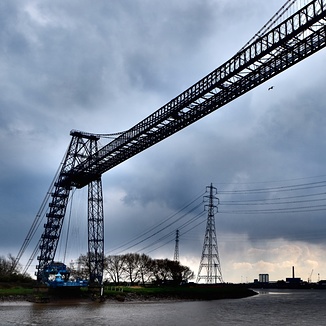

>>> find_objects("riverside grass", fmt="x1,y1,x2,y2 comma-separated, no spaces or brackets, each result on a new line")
0,283,257,301
108,284,257,301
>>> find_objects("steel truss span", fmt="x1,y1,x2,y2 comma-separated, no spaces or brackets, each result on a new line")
17,1,326,284
67,0,326,189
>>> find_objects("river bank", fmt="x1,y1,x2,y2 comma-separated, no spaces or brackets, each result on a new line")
0,284,257,303
106,285,257,302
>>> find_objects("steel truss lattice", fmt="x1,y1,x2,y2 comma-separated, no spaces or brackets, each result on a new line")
88,178,104,284
174,230,180,262
197,184,223,284
64,0,326,189
36,131,104,284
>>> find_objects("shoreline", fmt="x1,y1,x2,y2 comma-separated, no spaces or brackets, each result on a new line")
0,287,258,304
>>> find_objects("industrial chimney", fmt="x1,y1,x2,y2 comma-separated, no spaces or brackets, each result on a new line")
292,266,295,279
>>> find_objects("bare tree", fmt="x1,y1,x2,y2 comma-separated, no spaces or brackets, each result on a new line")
106,255,126,284
138,253,154,285
168,260,194,284
70,254,90,280
151,258,195,285
180,265,195,282
103,253,194,286
0,254,24,281
152,259,171,284
123,253,141,285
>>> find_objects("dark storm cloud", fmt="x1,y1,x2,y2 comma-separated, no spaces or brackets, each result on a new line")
0,0,225,254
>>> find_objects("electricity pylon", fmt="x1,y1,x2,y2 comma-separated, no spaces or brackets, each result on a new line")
196,184,223,283
174,229,180,262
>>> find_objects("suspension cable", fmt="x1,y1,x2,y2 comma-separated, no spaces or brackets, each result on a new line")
12,154,66,272
63,189,75,264
16,147,70,274
239,0,300,52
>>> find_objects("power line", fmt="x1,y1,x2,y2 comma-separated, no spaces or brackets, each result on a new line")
222,191,326,204
114,202,204,254
139,211,207,255
218,180,326,194
107,191,205,255
107,176,326,256
216,174,326,186
222,205,326,214
221,197,326,206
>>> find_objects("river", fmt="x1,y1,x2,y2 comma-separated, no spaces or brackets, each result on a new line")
1,289,326,325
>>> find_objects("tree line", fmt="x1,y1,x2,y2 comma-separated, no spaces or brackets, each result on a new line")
0,254,33,282
0,252,195,285
73,253,195,285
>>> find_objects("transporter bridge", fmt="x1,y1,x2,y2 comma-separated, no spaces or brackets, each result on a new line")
13,0,326,287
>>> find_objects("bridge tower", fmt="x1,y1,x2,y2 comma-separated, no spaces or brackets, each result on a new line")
173,229,180,262
36,130,104,285
196,184,223,284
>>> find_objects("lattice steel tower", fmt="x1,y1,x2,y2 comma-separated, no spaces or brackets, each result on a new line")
197,184,223,283
35,131,105,285
174,229,180,262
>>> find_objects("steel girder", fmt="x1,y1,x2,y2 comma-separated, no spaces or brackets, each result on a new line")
66,0,326,189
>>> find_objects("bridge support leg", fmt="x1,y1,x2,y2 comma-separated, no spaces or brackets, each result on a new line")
88,177,105,285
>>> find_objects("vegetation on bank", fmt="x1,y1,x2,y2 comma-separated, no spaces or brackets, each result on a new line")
75,253,194,286
104,284,257,301
0,283,257,301
0,286,34,297
1,252,194,286
0,254,34,283
0,253,256,301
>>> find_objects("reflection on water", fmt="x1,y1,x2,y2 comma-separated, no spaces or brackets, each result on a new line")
1,289,326,326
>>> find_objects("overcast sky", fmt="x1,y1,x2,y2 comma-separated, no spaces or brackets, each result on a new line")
1,0,326,283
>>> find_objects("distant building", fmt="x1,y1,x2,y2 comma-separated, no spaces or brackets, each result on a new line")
259,274,269,283
286,266,301,284
286,277,301,284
